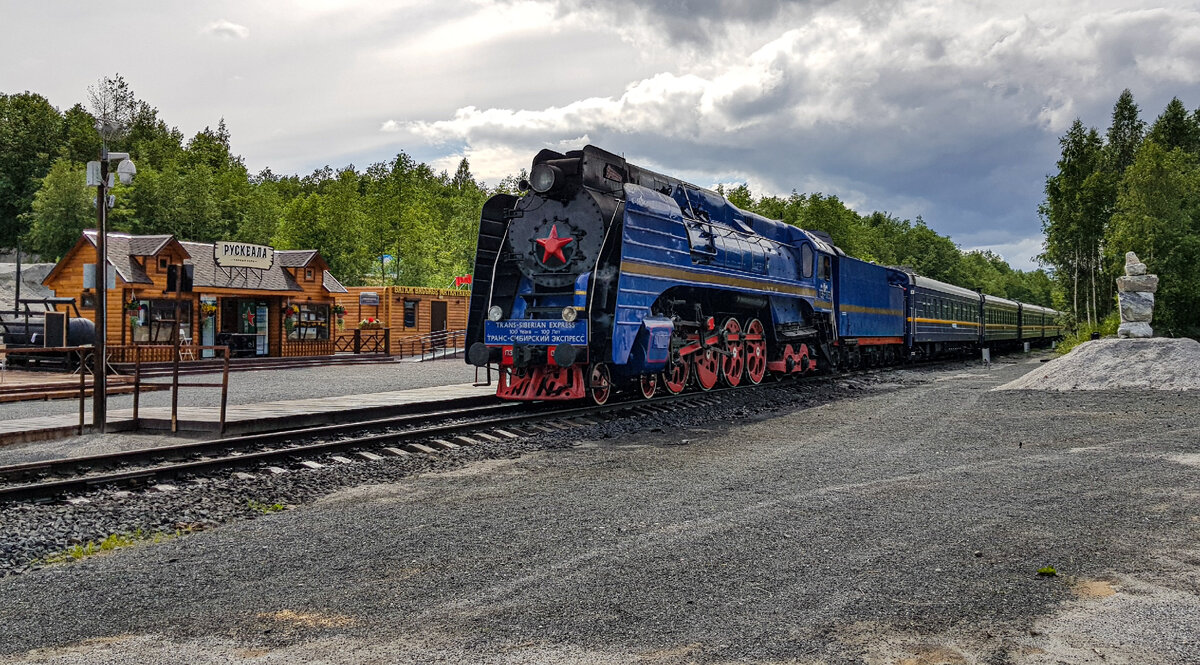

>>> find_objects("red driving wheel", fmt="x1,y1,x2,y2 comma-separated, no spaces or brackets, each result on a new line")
720,317,744,387
662,356,689,394
744,318,767,385
693,345,719,391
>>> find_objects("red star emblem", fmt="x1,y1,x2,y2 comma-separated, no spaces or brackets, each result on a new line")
535,224,574,265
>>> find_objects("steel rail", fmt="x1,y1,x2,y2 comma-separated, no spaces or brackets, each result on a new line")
0,389,733,503
0,397,516,484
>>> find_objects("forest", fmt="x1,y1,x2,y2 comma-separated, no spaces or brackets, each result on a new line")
3,76,1057,306
1041,90,1200,338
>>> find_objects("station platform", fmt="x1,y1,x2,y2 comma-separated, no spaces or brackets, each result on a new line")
0,381,497,445
0,369,160,403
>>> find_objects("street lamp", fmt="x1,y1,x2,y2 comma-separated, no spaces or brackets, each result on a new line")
88,148,135,433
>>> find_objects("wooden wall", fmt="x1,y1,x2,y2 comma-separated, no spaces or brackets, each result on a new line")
334,286,469,352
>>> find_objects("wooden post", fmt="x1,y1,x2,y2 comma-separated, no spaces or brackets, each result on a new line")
219,346,230,437
353,328,361,354
170,267,182,434
383,328,390,356
78,348,86,435
132,344,141,422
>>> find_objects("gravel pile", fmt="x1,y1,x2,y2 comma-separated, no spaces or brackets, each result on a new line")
996,337,1200,391
0,263,54,311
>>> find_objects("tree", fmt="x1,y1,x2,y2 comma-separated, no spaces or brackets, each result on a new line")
0,92,64,249
1106,141,1200,336
1105,89,1145,173
61,104,101,164
1040,119,1107,324
1147,97,1200,155
22,159,94,260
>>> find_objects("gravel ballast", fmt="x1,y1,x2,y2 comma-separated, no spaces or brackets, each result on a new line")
0,354,1197,664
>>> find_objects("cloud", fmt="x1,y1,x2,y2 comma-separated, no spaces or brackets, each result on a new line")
202,19,250,40
380,120,401,132
400,1,1200,262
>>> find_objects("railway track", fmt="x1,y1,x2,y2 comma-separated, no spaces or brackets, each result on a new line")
0,359,972,505
0,386,743,504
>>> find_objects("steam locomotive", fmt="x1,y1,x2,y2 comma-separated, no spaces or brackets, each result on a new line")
465,145,1062,404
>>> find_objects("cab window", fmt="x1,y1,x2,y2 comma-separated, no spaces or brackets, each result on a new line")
801,244,814,278
818,255,831,281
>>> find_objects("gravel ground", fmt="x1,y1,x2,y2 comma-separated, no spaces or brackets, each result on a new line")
0,357,480,422
0,353,1197,664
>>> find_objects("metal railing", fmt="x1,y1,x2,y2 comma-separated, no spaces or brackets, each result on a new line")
128,344,232,435
334,328,391,355
0,346,91,435
396,329,466,360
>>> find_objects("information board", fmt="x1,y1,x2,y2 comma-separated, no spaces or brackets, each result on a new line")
484,320,588,346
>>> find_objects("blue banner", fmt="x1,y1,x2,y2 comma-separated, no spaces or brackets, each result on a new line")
485,319,588,346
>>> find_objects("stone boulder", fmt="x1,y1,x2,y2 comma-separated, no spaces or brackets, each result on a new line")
1125,251,1147,276
1116,274,1158,293
1118,322,1154,339
1118,291,1154,322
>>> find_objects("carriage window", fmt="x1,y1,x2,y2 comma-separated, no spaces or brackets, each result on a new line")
801,245,814,278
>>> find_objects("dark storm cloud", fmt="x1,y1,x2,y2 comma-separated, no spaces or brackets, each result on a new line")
408,2,1200,268
537,0,837,45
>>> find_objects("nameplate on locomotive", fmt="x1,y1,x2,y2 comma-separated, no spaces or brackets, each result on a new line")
485,320,588,346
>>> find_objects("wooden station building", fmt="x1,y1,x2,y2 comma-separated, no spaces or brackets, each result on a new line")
41,230,469,361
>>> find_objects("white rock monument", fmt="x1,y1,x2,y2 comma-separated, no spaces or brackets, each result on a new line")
1117,251,1156,338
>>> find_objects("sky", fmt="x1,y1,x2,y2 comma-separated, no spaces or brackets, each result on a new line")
3,1,1200,271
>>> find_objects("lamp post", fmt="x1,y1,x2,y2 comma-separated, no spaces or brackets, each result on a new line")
89,148,135,433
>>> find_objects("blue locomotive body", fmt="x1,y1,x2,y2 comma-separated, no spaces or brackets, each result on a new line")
466,145,1062,403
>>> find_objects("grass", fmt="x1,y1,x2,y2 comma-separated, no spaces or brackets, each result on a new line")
247,499,288,514
1056,312,1121,355
1037,565,1058,577
41,528,184,565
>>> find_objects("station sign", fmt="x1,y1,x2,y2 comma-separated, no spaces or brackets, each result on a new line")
358,292,380,306
215,241,275,270
484,319,588,346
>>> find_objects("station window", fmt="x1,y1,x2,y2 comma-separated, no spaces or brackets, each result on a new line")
286,303,330,341
158,257,169,272
404,300,418,328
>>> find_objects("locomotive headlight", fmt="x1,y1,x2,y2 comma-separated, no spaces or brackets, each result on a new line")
488,305,504,322
561,306,578,323
529,163,562,194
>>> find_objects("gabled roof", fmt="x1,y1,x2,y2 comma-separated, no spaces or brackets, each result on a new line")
323,270,348,294
69,230,194,287
179,241,304,292
46,231,347,295
276,250,319,268
128,235,175,257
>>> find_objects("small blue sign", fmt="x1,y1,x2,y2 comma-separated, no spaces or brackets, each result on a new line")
485,319,588,346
